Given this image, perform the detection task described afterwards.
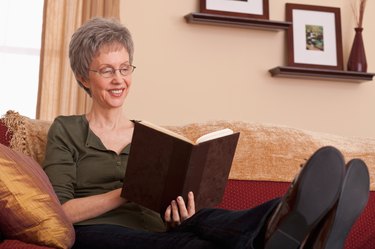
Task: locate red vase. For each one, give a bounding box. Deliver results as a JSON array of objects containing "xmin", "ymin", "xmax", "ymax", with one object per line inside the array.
[{"xmin": 347, "ymin": 28, "xmax": 367, "ymax": 72}]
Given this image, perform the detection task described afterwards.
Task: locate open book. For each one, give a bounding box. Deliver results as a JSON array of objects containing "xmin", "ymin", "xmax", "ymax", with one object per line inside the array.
[
  {"xmin": 121, "ymin": 121, "xmax": 240, "ymax": 214},
  {"xmin": 139, "ymin": 120, "xmax": 235, "ymax": 144}
]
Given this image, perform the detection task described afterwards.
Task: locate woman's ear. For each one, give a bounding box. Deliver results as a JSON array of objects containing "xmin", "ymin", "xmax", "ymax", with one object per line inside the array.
[{"xmin": 77, "ymin": 75, "xmax": 90, "ymax": 89}]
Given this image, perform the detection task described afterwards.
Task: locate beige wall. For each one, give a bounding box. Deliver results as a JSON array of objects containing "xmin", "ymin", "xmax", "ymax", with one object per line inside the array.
[{"xmin": 120, "ymin": 0, "xmax": 375, "ymax": 138}]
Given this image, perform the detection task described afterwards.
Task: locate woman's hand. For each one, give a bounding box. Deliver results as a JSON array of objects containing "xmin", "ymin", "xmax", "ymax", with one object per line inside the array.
[{"xmin": 164, "ymin": 191, "xmax": 195, "ymax": 229}]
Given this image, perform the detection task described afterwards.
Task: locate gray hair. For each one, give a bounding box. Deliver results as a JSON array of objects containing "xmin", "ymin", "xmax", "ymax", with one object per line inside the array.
[{"xmin": 69, "ymin": 17, "xmax": 134, "ymax": 95}]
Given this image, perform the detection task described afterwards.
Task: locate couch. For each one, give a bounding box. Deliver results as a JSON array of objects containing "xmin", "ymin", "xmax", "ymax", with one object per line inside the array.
[{"xmin": 0, "ymin": 111, "xmax": 374, "ymax": 249}]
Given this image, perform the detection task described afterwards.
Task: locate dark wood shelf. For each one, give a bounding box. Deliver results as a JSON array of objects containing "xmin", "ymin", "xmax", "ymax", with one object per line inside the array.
[
  {"xmin": 185, "ymin": 13, "xmax": 373, "ymax": 82},
  {"xmin": 185, "ymin": 12, "xmax": 291, "ymax": 31},
  {"xmin": 269, "ymin": 66, "xmax": 375, "ymax": 82}
]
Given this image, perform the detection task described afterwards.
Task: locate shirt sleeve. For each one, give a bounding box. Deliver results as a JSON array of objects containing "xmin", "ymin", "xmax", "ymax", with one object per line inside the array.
[{"xmin": 42, "ymin": 118, "xmax": 77, "ymax": 204}]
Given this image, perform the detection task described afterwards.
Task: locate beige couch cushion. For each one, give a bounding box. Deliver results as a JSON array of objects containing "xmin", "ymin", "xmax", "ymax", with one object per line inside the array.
[
  {"xmin": 167, "ymin": 120, "xmax": 375, "ymax": 191},
  {"xmin": 3, "ymin": 111, "xmax": 375, "ymax": 190}
]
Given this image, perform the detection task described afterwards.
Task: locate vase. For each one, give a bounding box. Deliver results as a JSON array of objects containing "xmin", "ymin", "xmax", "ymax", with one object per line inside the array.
[{"xmin": 347, "ymin": 27, "xmax": 367, "ymax": 72}]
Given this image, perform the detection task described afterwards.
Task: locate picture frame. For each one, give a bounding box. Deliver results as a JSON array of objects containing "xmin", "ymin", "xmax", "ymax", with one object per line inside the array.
[
  {"xmin": 286, "ymin": 4, "xmax": 343, "ymax": 70},
  {"xmin": 200, "ymin": 0, "xmax": 269, "ymax": 20}
]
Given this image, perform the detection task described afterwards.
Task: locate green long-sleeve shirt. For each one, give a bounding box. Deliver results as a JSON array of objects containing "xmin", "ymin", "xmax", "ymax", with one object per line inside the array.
[{"xmin": 43, "ymin": 115, "xmax": 165, "ymax": 232}]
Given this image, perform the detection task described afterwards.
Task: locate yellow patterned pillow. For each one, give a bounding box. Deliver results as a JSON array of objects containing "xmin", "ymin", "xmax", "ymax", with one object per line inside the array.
[
  {"xmin": 2, "ymin": 110, "xmax": 51, "ymax": 165},
  {"xmin": 0, "ymin": 144, "xmax": 74, "ymax": 249}
]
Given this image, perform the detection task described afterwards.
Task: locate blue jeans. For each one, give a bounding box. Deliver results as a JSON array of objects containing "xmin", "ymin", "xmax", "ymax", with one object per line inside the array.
[{"xmin": 72, "ymin": 198, "xmax": 280, "ymax": 249}]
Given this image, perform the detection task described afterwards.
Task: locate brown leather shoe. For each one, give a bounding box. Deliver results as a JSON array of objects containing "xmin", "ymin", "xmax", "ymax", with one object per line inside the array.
[
  {"xmin": 300, "ymin": 158, "xmax": 370, "ymax": 249},
  {"xmin": 264, "ymin": 146, "xmax": 345, "ymax": 249}
]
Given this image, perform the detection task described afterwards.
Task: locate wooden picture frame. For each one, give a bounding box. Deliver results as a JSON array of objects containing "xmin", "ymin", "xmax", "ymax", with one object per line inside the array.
[
  {"xmin": 200, "ymin": 0, "xmax": 269, "ymax": 20},
  {"xmin": 286, "ymin": 4, "xmax": 343, "ymax": 70}
]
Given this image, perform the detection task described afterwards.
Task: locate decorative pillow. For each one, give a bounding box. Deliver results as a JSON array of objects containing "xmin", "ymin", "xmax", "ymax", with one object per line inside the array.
[
  {"xmin": 0, "ymin": 143, "xmax": 75, "ymax": 249},
  {"xmin": 2, "ymin": 110, "xmax": 51, "ymax": 165}
]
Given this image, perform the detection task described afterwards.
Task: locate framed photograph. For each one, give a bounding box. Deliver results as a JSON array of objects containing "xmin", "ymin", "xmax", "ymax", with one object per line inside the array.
[
  {"xmin": 286, "ymin": 4, "xmax": 343, "ymax": 70},
  {"xmin": 200, "ymin": 0, "xmax": 269, "ymax": 19}
]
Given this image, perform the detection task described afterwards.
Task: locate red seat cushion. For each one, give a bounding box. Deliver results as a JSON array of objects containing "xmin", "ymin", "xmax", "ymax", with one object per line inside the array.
[
  {"xmin": 217, "ymin": 179, "xmax": 289, "ymax": 210},
  {"xmin": 218, "ymin": 180, "xmax": 375, "ymax": 249}
]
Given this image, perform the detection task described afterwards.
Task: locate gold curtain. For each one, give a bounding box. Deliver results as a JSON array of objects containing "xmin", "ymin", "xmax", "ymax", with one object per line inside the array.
[{"xmin": 36, "ymin": 0, "xmax": 120, "ymax": 120}]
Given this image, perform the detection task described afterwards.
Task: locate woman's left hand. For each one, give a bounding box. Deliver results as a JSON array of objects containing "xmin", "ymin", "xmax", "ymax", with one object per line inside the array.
[{"xmin": 164, "ymin": 191, "xmax": 195, "ymax": 229}]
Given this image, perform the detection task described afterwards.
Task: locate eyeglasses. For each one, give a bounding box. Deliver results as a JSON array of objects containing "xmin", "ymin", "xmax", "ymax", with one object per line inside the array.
[{"xmin": 89, "ymin": 65, "xmax": 136, "ymax": 78}]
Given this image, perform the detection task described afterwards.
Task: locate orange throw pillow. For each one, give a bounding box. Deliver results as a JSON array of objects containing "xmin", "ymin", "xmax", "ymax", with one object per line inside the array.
[{"xmin": 0, "ymin": 144, "xmax": 74, "ymax": 249}]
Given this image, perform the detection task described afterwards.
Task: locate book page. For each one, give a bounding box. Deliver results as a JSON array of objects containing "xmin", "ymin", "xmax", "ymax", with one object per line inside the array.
[
  {"xmin": 140, "ymin": 120, "xmax": 234, "ymax": 145},
  {"xmin": 140, "ymin": 120, "xmax": 194, "ymax": 144},
  {"xmin": 195, "ymin": 128, "xmax": 234, "ymax": 144}
]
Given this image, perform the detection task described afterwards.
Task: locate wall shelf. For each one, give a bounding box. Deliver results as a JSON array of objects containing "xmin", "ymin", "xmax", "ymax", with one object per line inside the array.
[
  {"xmin": 269, "ymin": 66, "xmax": 375, "ymax": 83},
  {"xmin": 185, "ymin": 12, "xmax": 291, "ymax": 31},
  {"xmin": 185, "ymin": 12, "xmax": 373, "ymax": 83}
]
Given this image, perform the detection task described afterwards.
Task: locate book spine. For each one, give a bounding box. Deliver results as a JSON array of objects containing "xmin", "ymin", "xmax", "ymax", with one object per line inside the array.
[
  {"xmin": 159, "ymin": 140, "xmax": 194, "ymax": 213},
  {"xmin": 181, "ymin": 143, "xmax": 210, "ymax": 208}
]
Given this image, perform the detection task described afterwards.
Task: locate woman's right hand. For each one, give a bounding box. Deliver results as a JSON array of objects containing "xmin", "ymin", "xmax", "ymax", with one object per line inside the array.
[{"xmin": 164, "ymin": 191, "xmax": 195, "ymax": 230}]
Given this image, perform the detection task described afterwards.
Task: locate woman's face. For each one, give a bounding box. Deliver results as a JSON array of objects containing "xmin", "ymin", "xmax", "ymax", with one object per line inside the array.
[{"xmin": 82, "ymin": 45, "xmax": 133, "ymax": 110}]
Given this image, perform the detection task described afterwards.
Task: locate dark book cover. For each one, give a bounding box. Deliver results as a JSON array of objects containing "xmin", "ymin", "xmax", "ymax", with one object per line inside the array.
[{"xmin": 121, "ymin": 121, "xmax": 240, "ymax": 214}]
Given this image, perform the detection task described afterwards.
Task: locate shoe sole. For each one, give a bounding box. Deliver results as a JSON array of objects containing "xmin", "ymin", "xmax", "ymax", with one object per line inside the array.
[
  {"xmin": 265, "ymin": 146, "xmax": 345, "ymax": 249},
  {"xmin": 322, "ymin": 159, "xmax": 370, "ymax": 249}
]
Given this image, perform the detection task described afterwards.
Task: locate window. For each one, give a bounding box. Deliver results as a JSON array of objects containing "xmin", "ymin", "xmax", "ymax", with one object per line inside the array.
[{"xmin": 0, "ymin": 0, "xmax": 44, "ymax": 118}]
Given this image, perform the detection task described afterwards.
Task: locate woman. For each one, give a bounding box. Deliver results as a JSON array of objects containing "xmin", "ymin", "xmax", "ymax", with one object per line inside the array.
[{"xmin": 42, "ymin": 17, "xmax": 369, "ymax": 249}]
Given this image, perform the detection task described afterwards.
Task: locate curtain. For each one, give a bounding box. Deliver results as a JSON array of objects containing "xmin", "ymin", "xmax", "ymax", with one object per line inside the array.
[{"xmin": 36, "ymin": 0, "xmax": 120, "ymax": 120}]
